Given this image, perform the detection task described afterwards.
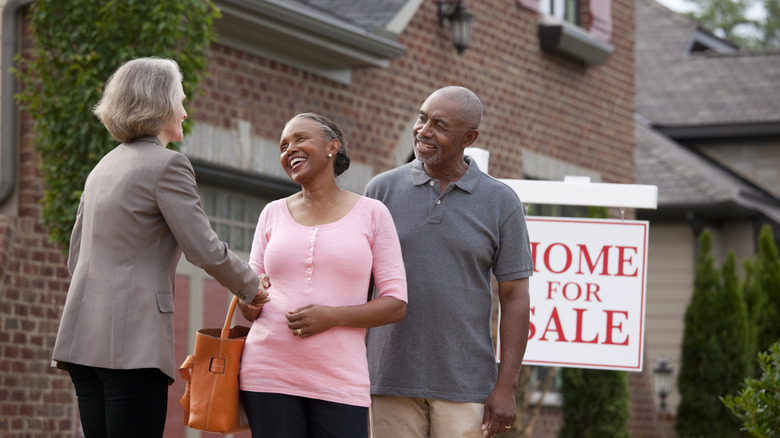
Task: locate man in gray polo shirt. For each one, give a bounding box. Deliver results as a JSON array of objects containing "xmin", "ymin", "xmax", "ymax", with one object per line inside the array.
[{"xmin": 365, "ymin": 86, "xmax": 533, "ymax": 438}]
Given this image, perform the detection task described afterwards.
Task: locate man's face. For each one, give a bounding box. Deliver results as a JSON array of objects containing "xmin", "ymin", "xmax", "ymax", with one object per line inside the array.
[{"xmin": 412, "ymin": 93, "xmax": 473, "ymax": 170}]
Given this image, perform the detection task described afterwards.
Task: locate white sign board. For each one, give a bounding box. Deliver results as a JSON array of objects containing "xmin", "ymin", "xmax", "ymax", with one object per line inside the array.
[{"xmin": 522, "ymin": 216, "xmax": 649, "ymax": 371}]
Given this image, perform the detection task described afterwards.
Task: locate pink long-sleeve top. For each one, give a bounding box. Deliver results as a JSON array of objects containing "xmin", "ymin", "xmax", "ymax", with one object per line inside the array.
[{"xmin": 239, "ymin": 196, "xmax": 407, "ymax": 407}]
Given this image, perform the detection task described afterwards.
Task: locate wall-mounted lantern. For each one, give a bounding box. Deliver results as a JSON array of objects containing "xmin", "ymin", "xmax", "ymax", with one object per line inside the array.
[
  {"xmin": 653, "ymin": 358, "xmax": 674, "ymax": 413},
  {"xmin": 438, "ymin": 0, "xmax": 475, "ymax": 54}
]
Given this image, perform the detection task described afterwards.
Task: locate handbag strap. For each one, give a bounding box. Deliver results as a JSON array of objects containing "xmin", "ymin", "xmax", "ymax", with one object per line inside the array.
[{"xmin": 221, "ymin": 296, "xmax": 240, "ymax": 339}]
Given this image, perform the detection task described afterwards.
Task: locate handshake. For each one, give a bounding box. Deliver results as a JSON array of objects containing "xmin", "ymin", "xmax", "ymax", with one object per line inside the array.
[{"xmin": 239, "ymin": 274, "xmax": 271, "ymax": 321}]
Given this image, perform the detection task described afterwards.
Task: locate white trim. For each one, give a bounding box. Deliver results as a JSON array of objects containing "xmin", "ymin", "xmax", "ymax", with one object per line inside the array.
[
  {"xmin": 385, "ymin": 0, "xmax": 424, "ymax": 34},
  {"xmin": 501, "ymin": 177, "xmax": 658, "ymax": 209}
]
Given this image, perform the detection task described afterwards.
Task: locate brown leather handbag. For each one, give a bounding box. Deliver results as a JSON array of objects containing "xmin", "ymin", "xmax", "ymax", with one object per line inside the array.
[{"xmin": 179, "ymin": 295, "xmax": 251, "ymax": 434}]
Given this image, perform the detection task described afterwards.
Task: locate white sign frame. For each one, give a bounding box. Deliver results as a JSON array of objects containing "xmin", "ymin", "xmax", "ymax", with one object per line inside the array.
[{"xmin": 521, "ymin": 216, "xmax": 649, "ymax": 371}]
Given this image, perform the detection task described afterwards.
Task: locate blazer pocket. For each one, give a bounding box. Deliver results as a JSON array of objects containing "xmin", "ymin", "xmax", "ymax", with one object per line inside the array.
[{"xmin": 156, "ymin": 292, "xmax": 175, "ymax": 313}]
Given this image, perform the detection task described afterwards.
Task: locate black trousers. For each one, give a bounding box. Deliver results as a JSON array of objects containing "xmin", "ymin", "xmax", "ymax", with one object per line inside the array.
[
  {"xmin": 241, "ymin": 390, "xmax": 369, "ymax": 438},
  {"xmin": 67, "ymin": 363, "xmax": 169, "ymax": 438}
]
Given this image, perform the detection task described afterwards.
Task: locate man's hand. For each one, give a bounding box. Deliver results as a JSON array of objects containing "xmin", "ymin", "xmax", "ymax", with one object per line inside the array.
[
  {"xmin": 240, "ymin": 274, "xmax": 271, "ymax": 321},
  {"xmin": 250, "ymin": 274, "xmax": 271, "ymax": 307},
  {"xmin": 481, "ymin": 385, "xmax": 516, "ymax": 437}
]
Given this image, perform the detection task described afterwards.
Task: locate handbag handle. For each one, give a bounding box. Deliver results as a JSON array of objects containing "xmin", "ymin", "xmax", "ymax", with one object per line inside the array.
[{"xmin": 221, "ymin": 296, "xmax": 240, "ymax": 339}]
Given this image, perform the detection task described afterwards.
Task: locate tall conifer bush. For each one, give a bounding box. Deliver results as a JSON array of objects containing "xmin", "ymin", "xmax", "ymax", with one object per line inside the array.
[
  {"xmin": 742, "ymin": 224, "xmax": 780, "ymax": 376},
  {"xmin": 675, "ymin": 230, "xmax": 750, "ymax": 437},
  {"xmin": 557, "ymin": 206, "xmax": 630, "ymax": 438},
  {"xmin": 15, "ymin": 0, "xmax": 220, "ymax": 250}
]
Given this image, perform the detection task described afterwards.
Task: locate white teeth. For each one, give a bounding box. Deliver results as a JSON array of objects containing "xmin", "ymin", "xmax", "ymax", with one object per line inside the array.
[{"xmin": 290, "ymin": 157, "xmax": 307, "ymax": 167}]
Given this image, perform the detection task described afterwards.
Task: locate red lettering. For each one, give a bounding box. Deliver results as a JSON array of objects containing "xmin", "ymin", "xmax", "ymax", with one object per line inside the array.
[
  {"xmin": 576, "ymin": 244, "xmax": 611, "ymax": 275},
  {"xmin": 531, "ymin": 242, "xmax": 541, "ymax": 273},
  {"xmin": 585, "ymin": 283, "xmax": 602, "ymax": 302},
  {"xmin": 546, "ymin": 281, "xmax": 560, "ymax": 300},
  {"xmin": 572, "ymin": 308, "xmax": 599, "ymax": 343},
  {"xmin": 603, "ymin": 310, "xmax": 629, "ymax": 345},
  {"xmin": 539, "ymin": 307, "xmax": 568, "ymax": 342},
  {"xmin": 528, "ymin": 307, "xmax": 535, "ymax": 339},
  {"xmin": 616, "ymin": 246, "xmax": 638, "ymax": 277},
  {"xmin": 544, "ymin": 243, "xmax": 572, "ymax": 274},
  {"xmin": 562, "ymin": 282, "xmax": 582, "ymax": 301}
]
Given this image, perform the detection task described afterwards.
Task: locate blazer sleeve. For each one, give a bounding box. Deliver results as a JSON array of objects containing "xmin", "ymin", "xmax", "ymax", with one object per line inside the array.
[
  {"xmin": 67, "ymin": 194, "xmax": 85, "ymax": 275},
  {"xmin": 156, "ymin": 152, "xmax": 259, "ymax": 303}
]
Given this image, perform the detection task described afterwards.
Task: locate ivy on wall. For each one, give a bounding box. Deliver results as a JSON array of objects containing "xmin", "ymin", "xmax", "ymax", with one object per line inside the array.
[{"xmin": 15, "ymin": 0, "xmax": 220, "ymax": 250}]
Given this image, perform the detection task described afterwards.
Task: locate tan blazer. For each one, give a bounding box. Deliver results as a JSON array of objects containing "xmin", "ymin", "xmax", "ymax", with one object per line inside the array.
[{"xmin": 52, "ymin": 136, "xmax": 259, "ymax": 381}]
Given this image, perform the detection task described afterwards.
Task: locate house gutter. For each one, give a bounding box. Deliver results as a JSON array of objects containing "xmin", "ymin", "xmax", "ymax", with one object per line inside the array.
[{"xmin": 0, "ymin": 0, "xmax": 32, "ymax": 206}]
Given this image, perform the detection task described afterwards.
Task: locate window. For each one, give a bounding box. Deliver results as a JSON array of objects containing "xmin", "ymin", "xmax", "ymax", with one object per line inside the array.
[
  {"xmin": 201, "ymin": 187, "xmax": 274, "ymax": 254},
  {"xmin": 525, "ymin": 0, "xmax": 614, "ymax": 65},
  {"xmin": 540, "ymin": 0, "xmax": 580, "ymax": 25}
]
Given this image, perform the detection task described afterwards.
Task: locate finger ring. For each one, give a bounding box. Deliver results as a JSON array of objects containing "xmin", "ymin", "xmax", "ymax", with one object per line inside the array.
[
  {"xmin": 294, "ymin": 328, "xmax": 301, "ymax": 336},
  {"xmin": 505, "ymin": 426, "xmax": 511, "ymax": 429}
]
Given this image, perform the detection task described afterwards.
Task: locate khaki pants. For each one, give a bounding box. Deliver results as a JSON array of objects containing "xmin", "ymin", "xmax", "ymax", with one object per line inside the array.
[{"xmin": 370, "ymin": 395, "xmax": 485, "ymax": 438}]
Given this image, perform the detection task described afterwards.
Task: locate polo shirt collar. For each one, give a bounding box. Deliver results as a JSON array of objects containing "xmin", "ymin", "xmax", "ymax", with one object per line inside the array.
[{"xmin": 410, "ymin": 156, "xmax": 481, "ymax": 194}]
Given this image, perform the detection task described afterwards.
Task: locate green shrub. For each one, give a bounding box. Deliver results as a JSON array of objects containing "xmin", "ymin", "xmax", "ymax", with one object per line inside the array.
[
  {"xmin": 743, "ymin": 225, "xmax": 780, "ymax": 377},
  {"xmin": 722, "ymin": 341, "xmax": 780, "ymax": 438},
  {"xmin": 676, "ymin": 231, "xmax": 750, "ymax": 437},
  {"xmin": 15, "ymin": 0, "xmax": 219, "ymax": 250}
]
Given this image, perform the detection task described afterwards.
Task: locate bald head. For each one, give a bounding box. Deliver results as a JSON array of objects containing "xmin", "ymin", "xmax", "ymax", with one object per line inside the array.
[{"xmin": 427, "ymin": 86, "xmax": 483, "ymax": 130}]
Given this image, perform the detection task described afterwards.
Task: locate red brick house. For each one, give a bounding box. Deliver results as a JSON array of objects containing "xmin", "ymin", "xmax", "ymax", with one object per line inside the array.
[{"xmin": 0, "ymin": 0, "xmax": 660, "ymax": 436}]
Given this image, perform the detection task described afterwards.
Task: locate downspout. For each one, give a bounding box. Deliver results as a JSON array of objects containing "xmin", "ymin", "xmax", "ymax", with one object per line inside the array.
[{"xmin": 0, "ymin": 0, "xmax": 33, "ymax": 206}]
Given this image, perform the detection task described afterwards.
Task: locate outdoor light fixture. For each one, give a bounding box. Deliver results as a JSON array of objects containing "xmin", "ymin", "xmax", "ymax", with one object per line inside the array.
[
  {"xmin": 438, "ymin": 0, "xmax": 475, "ymax": 54},
  {"xmin": 653, "ymin": 358, "xmax": 673, "ymax": 413}
]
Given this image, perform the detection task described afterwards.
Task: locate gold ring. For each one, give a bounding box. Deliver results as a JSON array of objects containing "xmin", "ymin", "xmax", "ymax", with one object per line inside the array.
[{"xmin": 294, "ymin": 328, "xmax": 301, "ymax": 336}]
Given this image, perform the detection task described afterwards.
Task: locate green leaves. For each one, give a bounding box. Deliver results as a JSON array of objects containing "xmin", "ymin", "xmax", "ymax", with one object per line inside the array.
[
  {"xmin": 722, "ymin": 342, "xmax": 780, "ymax": 438},
  {"xmin": 684, "ymin": 0, "xmax": 780, "ymax": 48},
  {"xmin": 15, "ymin": 0, "xmax": 220, "ymax": 250},
  {"xmin": 676, "ymin": 230, "xmax": 750, "ymax": 438}
]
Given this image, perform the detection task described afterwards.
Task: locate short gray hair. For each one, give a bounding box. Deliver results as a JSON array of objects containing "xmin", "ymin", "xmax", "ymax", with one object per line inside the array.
[
  {"xmin": 93, "ymin": 57, "xmax": 183, "ymax": 143},
  {"xmin": 431, "ymin": 86, "xmax": 483, "ymax": 129}
]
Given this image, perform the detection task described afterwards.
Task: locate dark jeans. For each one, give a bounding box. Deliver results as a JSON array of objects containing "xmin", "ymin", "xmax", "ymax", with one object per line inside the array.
[
  {"xmin": 67, "ymin": 363, "xmax": 168, "ymax": 438},
  {"xmin": 241, "ymin": 390, "xmax": 368, "ymax": 438}
]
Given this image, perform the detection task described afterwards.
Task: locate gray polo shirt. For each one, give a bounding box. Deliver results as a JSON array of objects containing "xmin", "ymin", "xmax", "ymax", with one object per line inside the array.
[{"xmin": 365, "ymin": 157, "xmax": 533, "ymax": 403}]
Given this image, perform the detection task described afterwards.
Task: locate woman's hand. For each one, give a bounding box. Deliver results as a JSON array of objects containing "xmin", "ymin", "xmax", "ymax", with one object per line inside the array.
[
  {"xmin": 286, "ymin": 305, "xmax": 338, "ymax": 338},
  {"xmin": 286, "ymin": 297, "xmax": 406, "ymax": 338},
  {"xmin": 240, "ymin": 274, "xmax": 271, "ymax": 321}
]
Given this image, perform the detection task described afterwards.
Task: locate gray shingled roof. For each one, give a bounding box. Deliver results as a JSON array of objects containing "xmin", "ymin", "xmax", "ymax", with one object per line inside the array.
[
  {"xmin": 290, "ymin": 0, "xmax": 407, "ymax": 31},
  {"xmin": 635, "ymin": 116, "xmax": 780, "ymax": 222},
  {"xmin": 636, "ymin": 0, "xmax": 780, "ymax": 127}
]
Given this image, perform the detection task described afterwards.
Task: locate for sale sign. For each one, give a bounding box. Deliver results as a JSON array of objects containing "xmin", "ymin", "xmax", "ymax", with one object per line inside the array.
[{"xmin": 521, "ymin": 217, "xmax": 649, "ymax": 371}]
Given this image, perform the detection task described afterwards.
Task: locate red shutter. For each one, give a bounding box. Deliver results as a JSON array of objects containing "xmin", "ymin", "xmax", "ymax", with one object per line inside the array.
[
  {"xmin": 517, "ymin": 0, "xmax": 540, "ymax": 12},
  {"xmin": 589, "ymin": 0, "xmax": 612, "ymax": 42}
]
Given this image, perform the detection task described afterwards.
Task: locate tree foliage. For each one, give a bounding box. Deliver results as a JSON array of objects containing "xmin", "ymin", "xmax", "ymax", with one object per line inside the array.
[
  {"xmin": 683, "ymin": 0, "xmax": 780, "ymax": 48},
  {"xmin": 558, "ymin": 369, "xmax": 630, "ymax": 438},
  {"xmin": 722, "ymin": 341, "xmax": 780, "ymax": 438},
  {"xmin": 675, "ymin": 230, "xmax": 751, "ymax": 437},
  {"xmin": 742, "ymin": 224, "xmax": 780, "ymax": 376},
  {"xmin": 15, "ymin": 0, "xmax": 220, "ymax": 249}
]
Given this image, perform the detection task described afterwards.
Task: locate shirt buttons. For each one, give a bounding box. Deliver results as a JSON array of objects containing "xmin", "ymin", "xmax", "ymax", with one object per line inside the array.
[
  {"xmin": 429, "ymin": 181, "xmax": 434, "ymax": 186},
  {"xmin": 435, "ymin": 199, "xmax": 441, "ymax": 205}
]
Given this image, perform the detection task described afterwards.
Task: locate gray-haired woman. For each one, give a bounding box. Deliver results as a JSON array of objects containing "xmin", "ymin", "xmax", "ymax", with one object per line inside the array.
[{"xmin": 52, "ymin": 57, "xmax": 269, "ymax": 438}]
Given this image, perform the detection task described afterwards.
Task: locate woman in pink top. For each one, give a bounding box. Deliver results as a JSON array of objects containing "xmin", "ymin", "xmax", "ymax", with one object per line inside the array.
[{"xmin": 238, "ymin": 113, "xmax": 408, "ymax": 437}]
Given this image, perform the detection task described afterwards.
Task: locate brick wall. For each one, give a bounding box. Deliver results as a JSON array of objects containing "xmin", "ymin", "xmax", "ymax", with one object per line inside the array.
[
  {"xmin": 0, "ymin": 0, "xmax": 661, "ymax": 436},
  {"xmin": 0, "ymin": 105, "xmax": 77, "ymax": 436},
  {"xmin": 194, "ymin": 0, "xmax": 636, "ymax": 185}
]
